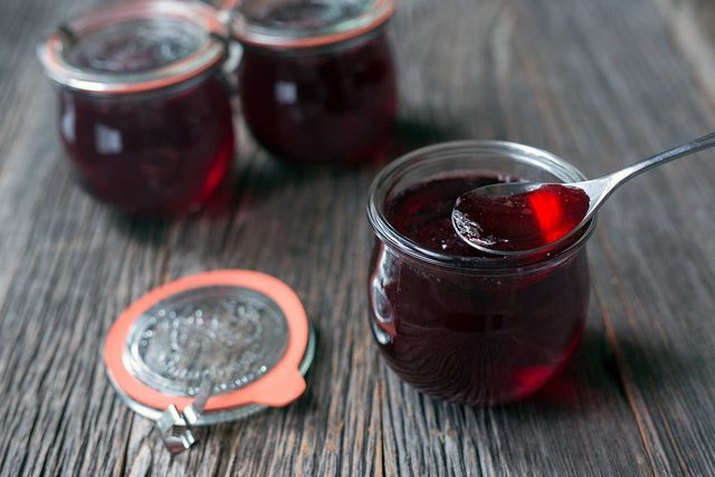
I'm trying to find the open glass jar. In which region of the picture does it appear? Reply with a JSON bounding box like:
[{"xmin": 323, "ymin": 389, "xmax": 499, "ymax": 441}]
[
  {"xmin": 38, "ymin": 0, "xmax": 235, "ymax": 215},
  {"xmin": 367, "ymin": 141, "xmax": 595, "ymax": 405},
  {"xmin": 231, "ymin": 0, "xmax": 398, "ymax": 166}
]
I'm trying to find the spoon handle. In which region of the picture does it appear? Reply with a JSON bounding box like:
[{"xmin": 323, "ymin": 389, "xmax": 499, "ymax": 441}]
[{"xmin": 611, "ymin": 130, "xmax": 715, "ymax": 184}]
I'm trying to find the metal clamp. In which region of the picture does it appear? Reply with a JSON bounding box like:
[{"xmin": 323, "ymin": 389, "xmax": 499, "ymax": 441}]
[{"xmin": 155, "ymin": 381, "xmax": 212, "ymax": 455}]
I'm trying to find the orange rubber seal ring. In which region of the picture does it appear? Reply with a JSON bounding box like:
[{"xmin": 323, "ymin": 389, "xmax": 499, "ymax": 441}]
[{"xmin": 104, "ymin": 270, "xmax": 309, "ymax": 413}]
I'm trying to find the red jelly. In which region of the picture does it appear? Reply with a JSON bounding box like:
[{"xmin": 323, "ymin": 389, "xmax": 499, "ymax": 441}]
[
  {"xmin": 367, "ymin": 142, "xmax": 594, "ymax": 405},
  {"xmin": 453, "ymin": 184, "xmax": 591, "ymax": 252},
  {"xmin": 38, "ymin": 1, "xmax": 235, "ymax": 215},
  {"xmin": 232, "ymin": 0, "xmax": 397, "ymax": 165}
]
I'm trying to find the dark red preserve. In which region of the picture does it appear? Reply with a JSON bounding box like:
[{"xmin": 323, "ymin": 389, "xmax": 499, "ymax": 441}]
[
  {"xmin": 453, "ymin": 184, "xmax": 591, "ymax": 253},
  {"xmin": 232, "ymin": 0, "xmax": 397, "ymax": 165},
  {"xmin": 38, "ymin": 1, "xmax": 235, "ymax": 215},
  {"xmin": 367, "ymin": 142, "xmax": 594, "ymax": 405}
]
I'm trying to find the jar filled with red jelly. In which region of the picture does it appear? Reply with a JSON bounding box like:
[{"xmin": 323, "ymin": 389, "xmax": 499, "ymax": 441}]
[
  {"xmin": 230, "ymin": 0, "xmax": 398, "ymax": 166},
  {"xmin": 38, "ymin": 1, "xmax": 235, "ymax": 215},
  {"xmin": 367, "ymin": 141, "xmax": 595, "ymax": 405}
]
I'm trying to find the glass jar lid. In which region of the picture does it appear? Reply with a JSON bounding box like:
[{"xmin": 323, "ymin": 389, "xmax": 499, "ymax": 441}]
[
  {"xmin": 229, "ymin": 0, "xmax": 396, "ymax": 50},
  {"xmin": 38, "ymin": 0, "xmax": 228, "ymax": 94},
  {"xmin": 103, "ymin": 270, "xmax": 315, "ymax": 426}
]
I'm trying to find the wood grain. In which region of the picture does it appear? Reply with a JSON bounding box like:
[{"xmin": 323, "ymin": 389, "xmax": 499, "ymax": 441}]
[{"xmin": 1, "ymin": 0, "xmax": 715, "ymax": 475}]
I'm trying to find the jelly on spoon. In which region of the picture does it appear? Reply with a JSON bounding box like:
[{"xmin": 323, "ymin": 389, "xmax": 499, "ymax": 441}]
[
  {"xmin": 452, "ymin": 183, "xmax": 590, "ymax": 253},
  {"xmin": 452, "ymin": 130, "xmax": 715, "ymax": 255}
]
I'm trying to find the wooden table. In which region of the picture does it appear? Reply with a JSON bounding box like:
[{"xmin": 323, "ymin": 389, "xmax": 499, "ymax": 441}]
[{"xmin": 2, "ymin": 0, "xmax": 715, "ymax": 475}]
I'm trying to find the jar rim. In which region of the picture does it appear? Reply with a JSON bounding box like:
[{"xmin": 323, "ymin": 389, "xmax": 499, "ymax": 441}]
[
  {"xmin": 228, "ymin": 0, "xmax": 396, "ymax": 50},
  {"xmin": 37, "ymin": 0, "xmax": 228, "ymax": 95},
  {"xmin": 366, "ymin": 140, "xmax": 596, "ymax": 274}
]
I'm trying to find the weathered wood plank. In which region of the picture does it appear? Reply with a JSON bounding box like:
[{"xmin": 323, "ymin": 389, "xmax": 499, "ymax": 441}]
[
  {"xmin": 504, "ymin": 0, "xmax": 715, "ymax": 475},
  {"xmin": 651, "ymin": 0, "xmax": 715, "ymax": 110},
  {"xmin": 0, "ymin": 3, "xmax": 171, "ymax": 476},
  {"xmin": 1, "ymin": 0, "xmax": 715, "ymax": 475}
]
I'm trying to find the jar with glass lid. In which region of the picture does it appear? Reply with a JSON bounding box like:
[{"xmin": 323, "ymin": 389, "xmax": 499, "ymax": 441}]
[
  {"xmin": 230, "ymin": 0, "xmax": 398, "ymax": 166},
  {"xmin": 38, "ymin": 0, "xmax": 236, "ymax": 215}
]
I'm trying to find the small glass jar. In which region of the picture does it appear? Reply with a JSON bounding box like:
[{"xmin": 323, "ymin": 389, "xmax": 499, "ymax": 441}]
[
  {"xmin": 367, "ymin": 141, "xmax": 595, "ymax": 405},
  {"xmin": 38, "ymin": 1, "xmax": 235, "ymax": 215},
  {"xmin": 231, "ymin": 0, "xmax": 398, "ymax": 166}
]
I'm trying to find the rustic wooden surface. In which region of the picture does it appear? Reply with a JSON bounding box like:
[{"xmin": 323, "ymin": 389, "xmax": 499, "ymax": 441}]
[{"xmin": 2, "ymin": 0, "xmax": 715, "ymax": 475}]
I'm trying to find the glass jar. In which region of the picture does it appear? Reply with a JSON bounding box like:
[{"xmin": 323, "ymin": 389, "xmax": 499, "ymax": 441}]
[
  {"xmin": 366, "ymin": 141, "xmax": 595, "ymax": 405},
  {"xmin": 38, "ymin": 1, "xmax": 235, "ymax": 215},
  {"xmin": 231, "ymin": 0, "xmax": 398, "ymax": 166}
]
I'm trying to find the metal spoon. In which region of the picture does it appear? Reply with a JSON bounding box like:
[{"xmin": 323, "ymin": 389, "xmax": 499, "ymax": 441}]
[{"xmin": 452, "ymin": 130, "xmax": 715, "ymax": 256}]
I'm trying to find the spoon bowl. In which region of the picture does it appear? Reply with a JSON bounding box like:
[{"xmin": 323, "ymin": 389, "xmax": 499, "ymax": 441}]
[
  {"xmin": 452, "ymin": 180, "xmax": 599, "ymax": 256},
  {"xmin": 452, "ymin": 130, "xmax": 715, "ymax": 255}
]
